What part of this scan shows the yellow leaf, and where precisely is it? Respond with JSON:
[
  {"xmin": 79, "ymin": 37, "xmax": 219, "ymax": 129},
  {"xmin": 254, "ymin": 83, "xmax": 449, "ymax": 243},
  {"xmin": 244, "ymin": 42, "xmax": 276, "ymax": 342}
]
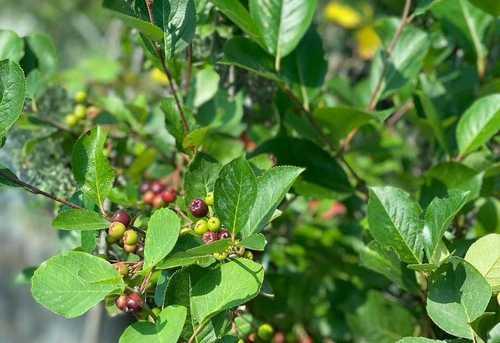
[
  {"xmin": 150, "ymin": 68, "xmax": 169, "ymax": 85},
  {"xmin": 355, "ymin": 25, "xmax": 381, "ymax": 60},
  {"xmin": 325, "ymin": 2, "xmax": 362, "ymax": 29}
]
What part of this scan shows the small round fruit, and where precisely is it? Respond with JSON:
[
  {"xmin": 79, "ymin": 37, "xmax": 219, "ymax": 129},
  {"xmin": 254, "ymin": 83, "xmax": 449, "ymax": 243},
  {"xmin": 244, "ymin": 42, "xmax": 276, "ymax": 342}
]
[
  {"xmin": 161, "ymin": 189, "xmax": 177, "ymax": 204},
  {"xmin": 123, "ymin": 243, "xmax": 137, "ymax": 253},
  {"xmin": 190, "ymin": 198, "xmax": 208, "ymax": 217},
  {"xmin": 113, "ymin": 262, "xmax": 128, "ymax": 276},
  {"xmin": 123, "ymin": 230, "xmax": 138, "ymax": 245},
  {"xmin": 115, "ymin": 295, "xmax": 128, "ymax": 312},
  {"xmin": 219, "ymin": 229, "xmax": 230, "ymax": 240},
  {"xmin": 213, "ymin": 252, "xmax": 228, "ymax": 261},
  {"xmin": 126, "ymin": 293, "xmax": 144, "ymax": 313},
  {"xmin": 74, "ymin": 104, "xmax": 87, "ymax": 120},
  {"xmin": 152, "ymin": 195, "xmax": 164, "ymax": 208},
  {"xmin": 140, "ymin": 182, "xmax": 151, "ymax": 194},
  {"xmin": 106, "ymin": 235, "xmax": 118, "ymax": 244},
  {"xmin": 151, "ymin": 181, "xmax": 166, "ymax": 194},
  {"xmin": 244, "ymin": 251, "xmax": 254, "ymax": 260},
  {"xmin": 112, "ymin": 210, "xmax": 131, "ymax": 226},
  {"xmin": 64, "ymin": 114, "xmax": 78, "ymax": 127},
  {"xmin": 207, "ymin": 217, "xmax": 221, "ymax": 232},
  {"xmin": 257, "ymin": 323, "xmax": 274, "ymax": 341},
  {"xmin": 108, "ymin": 222, "xmax": 126, "ymax": 240},
  {"xmin": 143, "ymin": 190, "xmax": 155, "ymax": 205},
  {"xmin": 202, "ymin": 231, "xmax": 219, "ymax": 244},
  {"xmin": 74, "ymin": 90, "xmax": 87, "ymax": 103},
  {"xmin": 194, "ymin": 219, "xmax": 209, "ymax": 235},
  {"xmin": 204, "ymin": 192, "xmax": 214, "ymax": 206}
]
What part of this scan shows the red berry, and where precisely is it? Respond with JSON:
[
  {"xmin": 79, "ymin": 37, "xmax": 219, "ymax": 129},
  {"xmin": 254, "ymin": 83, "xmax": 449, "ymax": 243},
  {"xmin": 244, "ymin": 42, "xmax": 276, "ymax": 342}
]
[
  {"xmin": 202, "ymin": 231, "xmax": 219, "ymax": 244},
  {"xmin": 161, "ymin": 189, "xmax": 177, "ymax": 203},
  {"xmin": 116, "ymin": 295, "xmax": 128, "ymax": 311},
  {"xmin": 126, "ymin": 293, "xmax": 144, "ymax": 313},
  {"xmin": 112, "ymin": 210, "xmax": 130, "ymax": 226},
  {"xmin": 190, "ymin": 198, "xmax": 208, "ymax": 217},
  {"xmin": 152, "ymin": 195, "xmax": 164, "ymax": 208},
  {"xmin": 151, "ymin": 181, "xmax": 166, "ymax": 194},
  {"xmin": 143, "ymin": 191, "xmax": 155, "ymax": 205},
  {"xmin": 219, "ymin": 229, "xmax": 230, "ymax": 240},
  {"xmin": 140, "ymin": 182, "xmax": 151, "ymax": 194}
]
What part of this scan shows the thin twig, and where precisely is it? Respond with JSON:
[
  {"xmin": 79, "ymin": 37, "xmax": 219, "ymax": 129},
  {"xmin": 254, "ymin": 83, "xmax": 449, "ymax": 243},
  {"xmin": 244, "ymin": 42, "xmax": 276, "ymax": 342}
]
[
  {"xmin": 387, "ymin": 99, "xmax": 414, "ymax": 128},
  {"xmin": 184, "ymin": 44, "xmax": 193, "ymax": 94}
]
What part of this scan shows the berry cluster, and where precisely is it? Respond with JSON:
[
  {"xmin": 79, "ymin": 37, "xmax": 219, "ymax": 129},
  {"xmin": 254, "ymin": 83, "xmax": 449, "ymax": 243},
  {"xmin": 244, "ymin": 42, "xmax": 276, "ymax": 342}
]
[
  {"xmin": 64, "ymin": 91, "xmax": 101, "ymax": 128},
  {"xmin": 115, "ymin": 292, "xmax": 144, "ymax": 313},
  {"xmin": 107, "ymin": 210, "xmax": 141, "ymax": 253},
  {"xmin": 140, "ymin": 180, "xmax": 177, "ymax": 208}
]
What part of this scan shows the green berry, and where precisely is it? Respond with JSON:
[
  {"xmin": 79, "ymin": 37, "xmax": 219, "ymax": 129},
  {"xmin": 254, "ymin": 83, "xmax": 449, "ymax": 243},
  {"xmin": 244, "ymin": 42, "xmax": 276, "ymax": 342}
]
[
  {"xmin": 74, "ymin": 91, "xmax": 87, "ymax": 103},
  {"xmin": 207, "ymin": 217, "xmax": 221, "ymax": 232},
  {"xmin": 257, "ymin": 323, "xmax": 274, "ymax": 341},
  {"xmin": 244, "ymin": 251, "xmax": 254, "ymax": 260},
  {"xmin": 64, "ymin": 114, "xmax": 78, "ymax": 127},
  {"xmin": 74, "ymin": 104, "xmax": 87, "ymax": 120},
  {"xmin": 213, "ymin": 252, "xmax": 228, "ymax": 261},
  {"xmin": 108, "ymin": 222, "xmax": 126, "ymax": 239},
  {"xmin": 205, "ymin": 192, "xmax": 214, "ymax": 206},
  {"xmin": 194, "ymin": 219, "xmax": 209, "ymax": 235},
  {"xmin": 123, "ymin": 229, "xmax": 138, "ymax": 245},
  {"xmin": 123, "ymin": 243, "xmax": 137, "ymax": 253}
]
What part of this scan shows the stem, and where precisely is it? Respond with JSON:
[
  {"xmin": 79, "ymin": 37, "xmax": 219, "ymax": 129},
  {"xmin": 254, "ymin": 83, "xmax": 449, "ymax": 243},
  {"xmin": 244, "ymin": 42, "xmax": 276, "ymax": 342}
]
[
  {"xmin": 144, "ymin": 0, "xmax": 190, "ymax": 134},
  {"xmin": 184, "ymin": 44, "xmax": 193, "ymax": 94}
]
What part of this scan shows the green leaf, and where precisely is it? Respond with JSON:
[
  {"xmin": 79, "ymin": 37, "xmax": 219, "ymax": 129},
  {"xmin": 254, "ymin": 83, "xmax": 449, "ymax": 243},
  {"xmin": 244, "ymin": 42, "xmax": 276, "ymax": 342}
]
[
  {"xmin": 367, "ymin": 186, "xmax": 424, "ymax": 264},
  {"xmin": 157, "ymin": 239, "xmax": 231, "ymax": 269},
  {"xmin": 241, "ymin": 233, "xmax": 267, "ymax": 251},
  {"xmin": 465, "ymin": 233, "xmax": 500, "ymax": 293},
  {"xmin": 31, "ymin": 251, "xmax": 125, "ymax": 318},
  {"xmin": 414, "ymin": 91, "xmax": 450, "ymax": 153},
  {"xmin": 0, "ymin": 163, "xmax": 21, "ymax": 188},
  {"xmin": 423, "ymin": 191, "xmax": 469, "ymax": 265},
  {"xmin": 0, "ymin": 60, "xmax": 25, "ymax": 139},
  {"xmin": 163, "ymin": 0, "xmax": 196, "ymax": 59},
  {"xmin": 427, "ymin": 257, "xmax": 491, "ymax": 339},
  {"xmin": 184, "ymin": 153, "xmax": 221, "ymax": 208},
  {"xmin": 240, "ymin": 165, "xmax": 304, "ymax": 238},
  {"xmin": 210, "ymin": 0, "xmax": 262, "ymax": 44},
  {"xmin": 183, "ymin": 126, "xmax": 210, "ymax": 150},
  {"xmin": 190, "ymin": 258, "xmax": 264, "ymax": 325},
  {"xmin": 456, "ymin": 94, "xmax": 500, "ymax": 157},
  {"xmin": 72, "ymin": 127, "xmax": 115, "ymax": 209},
  {"xmin": 214, "ymin": 156, "xmax": 257, "ymax": 235},
  {"xmin": 0, "ymin": 30, "xmax": 24, "ymax": 62},
  {"xmin": 144, "ymin": 208, "xmax": 181, "ymax": 270},
  {"xmin": 347, "ymin": 291, "xmax": 417, "ymax": 343},
  {"xmin": 468, "ymin": 0, "xmax": 500, "ymax": 16},
  {"xmin": 162, "ymin": 97, "xmax": 186, "ymax": 149},
  {"xmin": 397, "ymin": 338, "xmax": 445, "ymax": 343},
  {"xmin": 103, "ymin": 0, "xmax": 164, "ymax": 41},
  {"xmin": 119, "ymin": 305, "xmax": 187, "ymax": 343},
  {"xmin": 52, "ymin": 209, "xmax": 109, "ymax": 231},
  {"xmin": 314, "ymin": 106, "xmax": 375, "ymax": 143},
  {"xmin": 249, "ymin": 0, "xmax": 318, "ymax": 69},
  {"xmin": 193, "ymin": 65, "xmax": 220, "ymax": 107},
  {"xmin": 24, "ymin": 33, "xmax": 58, "ymax": 76}
]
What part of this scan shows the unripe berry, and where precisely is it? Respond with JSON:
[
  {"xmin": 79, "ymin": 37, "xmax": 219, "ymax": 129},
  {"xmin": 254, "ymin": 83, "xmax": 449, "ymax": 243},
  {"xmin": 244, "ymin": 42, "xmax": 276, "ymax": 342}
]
[
  {"xmin": 151, "ymin": 181, "xmax": 166, "ymax": 194},
  {"xmin": 194, "ymin": 219, "xmax": 209, "ymax": 235},
  {"xmin": 126, "ymin": 293, "xmax": 144, "ymax": 313},
  {"xmin": 108, "ymin": 222, "xmax": 126, "ymax": 240},
  {"xmin": 190, "ymin": 198, "xmax": 208, "ymax": 217},
  {"xmin": 213, "ymin": 252, "xmax": 228, "ymax": 261},
  {"xmin": 113, "ymin": 262, "xmax": 128, "ymax": 276},
  {"xmin": 161, "ymin": 189, "xmax": 177, "ymax": 204},
  {"xmin": 207, "ymin": 217, "xmax": 221, "ymax": 232},
  {"xmin": 112, "ymin": 210, "xmax": 131, "ymax": 226},
  {"xmin": 204, "ymin": 192, "xmax": 214, "ymax": 206},
  {"xmin": 64, "ymin": 114, "xmax": 78, "ymax": 127},
  {"xmin": 123, "ymin": 243, "xmax": 137, "ymax": 253},
  {"xmin": 143, "ymin": 190, "xmax": 155, "ymax": 205},
  {"xmin": 257, "ymin": 323, "xmax": 274, "ymax": 341},
  {"xmin": 74, "ymin": 91, "xmax": 87, "ymax": 103},
  {"xmin": 219, "ymin": 229, "xmax": 230, "ymax": 240},
  {"xmin": 115, "ymin": 295, "xmax": 128, "ymax": 312},
  {"xmin": 123, "ymin": 230, "xmax": 138, "ymax": 245},
  {"xmin": 152, "ymin": 195, "xmax": 164, "ymax": 208},
  {"xmin": 244, "ymin": 251, "xmax": 254, "ymax": 260},
  {"xmin": 202, "ymin": 231, "xmax": 219, "ymax": 244},
  {"xmin": 74, "ymin": 104, "xmax": 87, "ymax": 120}
]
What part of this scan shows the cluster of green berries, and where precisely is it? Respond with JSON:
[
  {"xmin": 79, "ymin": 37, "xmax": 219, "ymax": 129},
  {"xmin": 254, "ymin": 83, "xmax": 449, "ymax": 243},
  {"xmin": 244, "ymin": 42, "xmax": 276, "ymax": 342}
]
[
  {"xmin": 140, "ymin": 180, "xmax": 177, "ymax": 208},
  {"xmin": 244, "ymin": 323, "xmax": 275, "ymax": 343},
  {"xmin": 107, "ymin": 210, "xmax": 141, "ymax": 253},
  {"xmin": 213, "ymin": 241, "xmax": 253, "ymax": 261},
  {"xmin": 64, "ymin": 91, "xmax": 101, "ymax": 128}
]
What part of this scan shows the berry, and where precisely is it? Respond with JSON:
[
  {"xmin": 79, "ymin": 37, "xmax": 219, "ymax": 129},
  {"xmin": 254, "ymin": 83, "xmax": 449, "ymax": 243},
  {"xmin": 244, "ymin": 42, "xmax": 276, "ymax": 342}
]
[
  {"xmin": 202, "ymin": 231, "xmax": 219, "ymax": 244},
  {"xmin": 113, "ymin": 262, "xmax": 128, "ymax": 276},
  {"xmin": 123, "ymin": 230, "xmax": 138, "ymax": 245},
  {"xmin": 115, "ymin": 295, "xmax": 128, "ymax": 312},
  {"xmin": 219, "ymin": 229, "xmax": 230, "ymax": 240},
  {"xmin": 123, "ymin": 243, "xmax": 137, "ymax": 253},
  {"xmin": 213, "ymin": 252, "xmax": 228, "ymax": 261},
  {"xmin": 126, "ymin": 293, "xmax": 144, "ymax": 313},
  {"xmin": 143, "ymin": 190, "xmax": 155, "ymax": 205},
  {"xmin": 257, "ymin": 323, "xmax": 274, "ymax": 341},
  {"xmin": 106, "ymin": 235, "xmax": 117, "ymax": 244},
  {"xmin": 151, "ymin": 181, "xmax": 166, "ymax": 194},
  {"xmin": 205, "ymin": 192, "xmax": 214, "ymax": 206},
  {"xmin": 140, "ymin": 182, "xmax": 151, "ymax": 194},
  {"xmin": 74, "ymin": 104, "xmax": 86, "ymax": 120},
  {"xmin": 74, "ymin": 91, "xmax": 87, "ymax": 103},
  {"xmin": 194, "ymin": 219, "xmax": 209, "ymax": 235},
  {"xmin": 190, "ymin": 198, "xmax": 208, "ymax": 217},
  {"xmin": 108, "ymin": 222, "xmax": 126, "ymax": 240},
  {"xmin": 161, "ymin": 189, "xmax": 177, "ymax": 204},
  {"xmin": 273, "ymin": 332, "xmax": 286, "ymax": 343},
  {"xmin": 152, "ymin": 195, "xmax": 164, "ymax": 208},
  {"xmin": 64, "ymin": 114, "xmax": 78, "ymax": 127},
  {"xmin": 112, "ymin": 210, "xmax": 131, "ymax": 226},
  {"xmin": 244, "ymin": 251, "xmax": 254, "ymax": 260},
  {"xmin": 207, "ymin": 217, "xmax": 221, "ymax": 232}
]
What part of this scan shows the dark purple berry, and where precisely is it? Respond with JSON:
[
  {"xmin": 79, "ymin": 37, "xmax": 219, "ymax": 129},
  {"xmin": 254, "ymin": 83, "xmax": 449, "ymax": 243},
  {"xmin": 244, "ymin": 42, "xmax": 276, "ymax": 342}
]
[
  {"xmin": 202, "ymin": 231, "xmax": 219, "ymax": 244},
  {"xmin": 190, "ymin": 198, "xmax": 208, "ymax": 217},
  {"xmin": 112, "ymin": 210, "xmax": 131, "ymax": 226},
  {"xmin": 219, "ymin": 229, "xmax": 230, "ymax": 240},
  {"xmin": 126, "ymin": 293, "xmax": 144, "ymax": 313}
]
